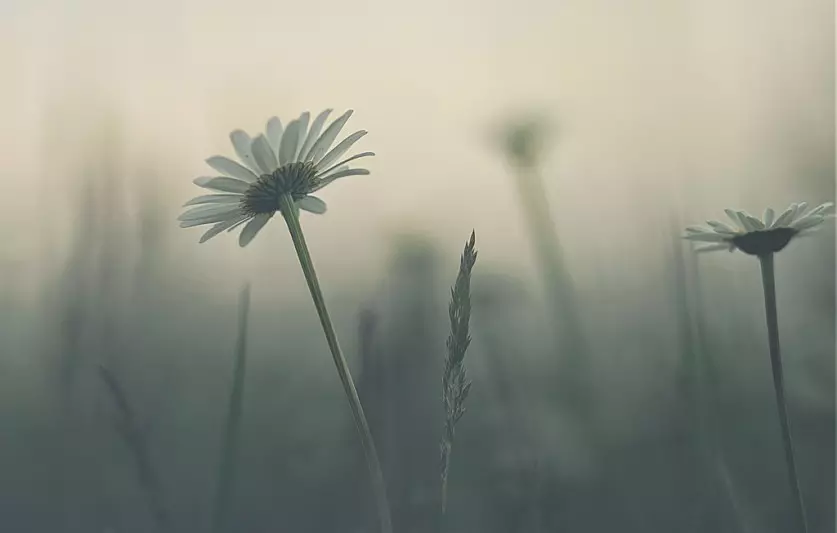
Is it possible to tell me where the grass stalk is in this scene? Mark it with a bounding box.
[440,231,478,516]
[211,282,252,533]
[98,365,169,532]
[757,253,809,533]
[278,193,392,533]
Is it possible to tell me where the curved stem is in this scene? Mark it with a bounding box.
[278,194,393,533]
[758,253,808,533]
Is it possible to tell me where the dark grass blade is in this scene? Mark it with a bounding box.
[98,365,170,531]
[211,282,252,533]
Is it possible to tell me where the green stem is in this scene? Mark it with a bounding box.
[278,194,393,533]
[758,253,808,533]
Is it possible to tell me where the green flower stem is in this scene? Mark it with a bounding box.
[758,253,808,533]
[278,193,393,533]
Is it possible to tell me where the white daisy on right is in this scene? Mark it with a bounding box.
[683,201,835,256]
[683,200,835,533]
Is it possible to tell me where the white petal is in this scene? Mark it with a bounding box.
[683,232,728,243]
[298,109,333,162]
[206,156,259,183]
[179,209,242,227]
[772,205,796,228]
[788,212,814,228]
[297,195,328,214]
[183,194,242,207]
[312,168,370,191]
[724,209,744,229]
[763,208,775,228]
[735,211,757,232]
[318,164,348,180]
[790,215,824,231]
[706,220,737,234]
[226,217,252,232]
[193,176,250,194]
[230,130,261,174]
[307,110,354,165]
[278,120,301,165]
[316,130,368,170]
[807,202,835,217]
[743,212,764,230]
[785,203,803,225]
[179,203,241,221]
[266,117,283,156]
[199,215,250,243]
[316,151,375,179]
[685,226,710,234]
[294,112,311,161]
[239,213,272,247]
[694,243,732,253]
[793,202,808,220]
[251,134,279,174]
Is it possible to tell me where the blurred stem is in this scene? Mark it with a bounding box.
[211,283,251,533]
[510,163,588,385]
[672,229,705,532]
[758,253,808,533]
[98,366,169,532]
[278,193,393,533]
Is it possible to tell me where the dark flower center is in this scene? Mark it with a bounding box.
[240,162,318,216]
[731,227,797,256]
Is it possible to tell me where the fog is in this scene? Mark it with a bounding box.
[1,0,834,532]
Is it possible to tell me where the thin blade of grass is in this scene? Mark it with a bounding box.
[98,365,170,532]
[211,282,252,533]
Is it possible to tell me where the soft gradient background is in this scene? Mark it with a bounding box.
[4,0,832,275]
[1,0,834,532]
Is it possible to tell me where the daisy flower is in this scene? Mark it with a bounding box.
[179,109,373,246]
[683,199,835,533]
[683,201,835,255]
[178,109,392,533]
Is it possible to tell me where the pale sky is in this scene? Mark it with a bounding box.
[1,0,833,293]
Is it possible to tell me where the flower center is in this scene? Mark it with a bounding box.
[731,227,797,256]
[240,162,318,216]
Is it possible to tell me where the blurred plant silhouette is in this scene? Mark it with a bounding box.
[0,103,832,533]
[494,113,592,410]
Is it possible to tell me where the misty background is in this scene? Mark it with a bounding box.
[1,0,834,532]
